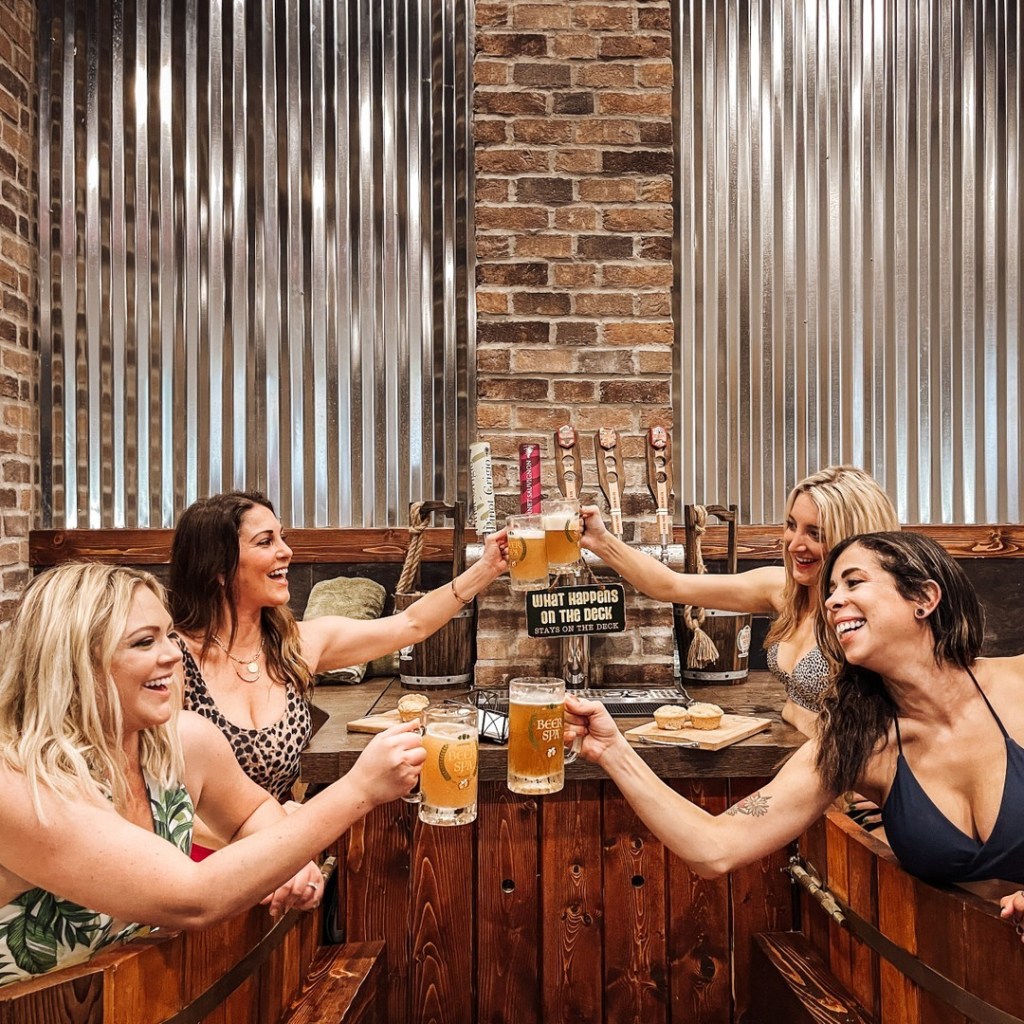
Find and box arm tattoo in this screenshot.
[725,792,772,818]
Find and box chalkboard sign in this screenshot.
[524,584,627,638]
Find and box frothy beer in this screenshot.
[542,512,581,569]
[506,677,580,794]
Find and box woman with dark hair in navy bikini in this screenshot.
[566,531,1024,941]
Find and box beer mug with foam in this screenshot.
[506,677,582,795]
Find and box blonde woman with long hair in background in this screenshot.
[580,465,900,737]
[0,563,423,986]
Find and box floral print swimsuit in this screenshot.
[0,774,193,986]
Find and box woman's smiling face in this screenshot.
[233,504,293,610]
[783,493,826,588]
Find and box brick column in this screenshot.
[0,0,38,622]
[473,0,675,684]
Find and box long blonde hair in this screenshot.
[0,563,185,816]
[765,465,900,646]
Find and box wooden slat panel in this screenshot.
[729,777,796,1024]
[540,780,603,1024]
[913,878,968,1024]
[876,857,920,1024]
[667,779,730,1024]
[183,910,263,1003]
[798,818,830,960]
[477,789,540,1024]
[29,522,1024,566]
[345,804,414,1024]
[842,823,881,1019]
[963,895,1024,1021]
[0,975,104,1024]
[102,936,185,1022]
[410,815,475,1024]
[602,789,669,1024]
[824,815,853,993]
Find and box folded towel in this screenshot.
[303,576,389,683]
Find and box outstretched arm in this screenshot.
[579,507,784,614]
[299,529,509,673]
[564,694,833,877]
[0,719,424,931]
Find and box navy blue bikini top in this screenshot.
[881,669,1024,885]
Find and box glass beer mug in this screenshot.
[506,677,582,795]
[419,705,479,826]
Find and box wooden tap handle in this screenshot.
[554,425,583,500]
[594,429,624,536]
[645,426,674,540]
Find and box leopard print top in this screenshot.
[765,642,830,712]
[177,639,313,800]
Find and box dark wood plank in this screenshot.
[344,803,415,1024]
[875,856,920,1024]
[798,818,831,961]
[746,932,875,1024]
[824,815,853,993]
[540,780,603,1024]
[913,877,968,1024]
[0,974,104,1024]
[29,522,1024,567]
[729,777,796,1024]
[962,889,1024,1022]
[282,941,385,1024]
[841,817,882,1020]
[410,812,475,1024]
[477,788,541,1024]
[667,779,731,1024]
[602,788,669,1024]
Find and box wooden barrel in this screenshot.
[672,606,752,682]
[395,592,476,689]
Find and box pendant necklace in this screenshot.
[212,633,265,682]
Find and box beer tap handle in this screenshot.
[645,426,674,561]
[594,429,625,538]
[554,425,583,501]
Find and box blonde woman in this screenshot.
[0,563,423,986]
[580,465,900,737]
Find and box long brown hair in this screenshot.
[168,491,313,696]
[814,531,985,793]
[765,465,900,647]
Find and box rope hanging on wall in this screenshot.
[682,505,720,669]
[396,502,429,596]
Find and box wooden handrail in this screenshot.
[29,522,1024,566]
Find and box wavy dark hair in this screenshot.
[168,491,312,696]
[814,531,984,793]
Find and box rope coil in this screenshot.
[683,504,720,669]
[396,501,430,596]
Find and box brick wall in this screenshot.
[0,0,38,624]
[472,0,676,684]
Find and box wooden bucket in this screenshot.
[673,502,751,683]
[395,500,475,690]
[673,606,752,681]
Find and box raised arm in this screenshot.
[298,529,509,673]
[579,506,784,614]
[564,694,833,877]
[0,719,424,931]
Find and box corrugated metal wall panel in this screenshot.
[676,0,1023,524]
[39,0,471,528]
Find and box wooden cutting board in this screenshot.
[625,713,771,751]
[347,709,404,734]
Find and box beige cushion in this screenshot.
[303,577,394,683]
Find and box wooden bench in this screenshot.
[748,931,874,1024]
[0,863,385,1024]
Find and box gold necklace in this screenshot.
[212,633,265,682]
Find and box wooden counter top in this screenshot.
[301,670,806,784]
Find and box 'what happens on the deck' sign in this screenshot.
[524,584,627,638]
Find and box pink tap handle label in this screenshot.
[519,443,542,513]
